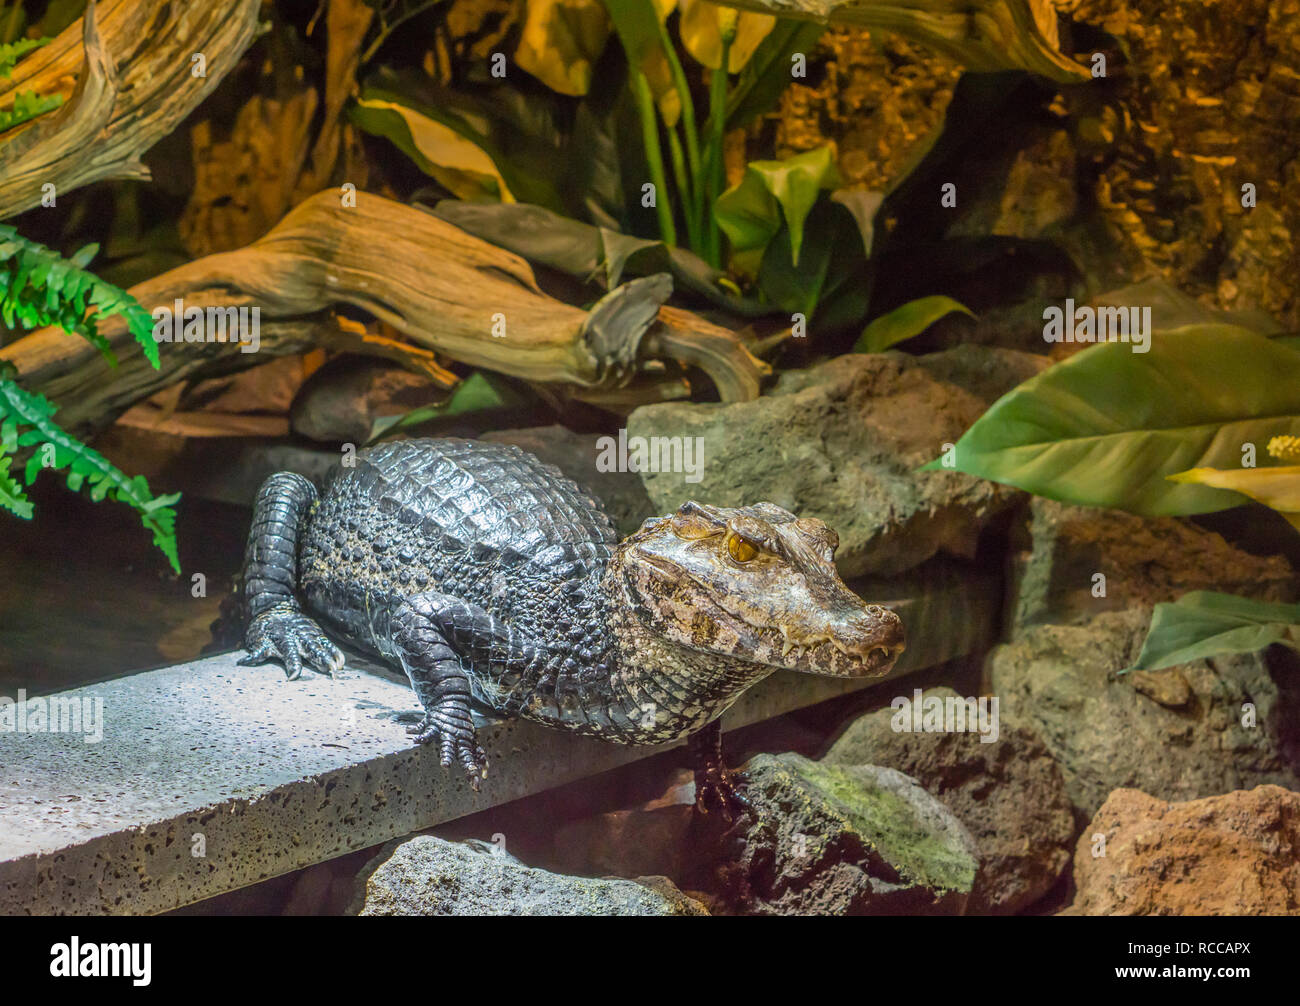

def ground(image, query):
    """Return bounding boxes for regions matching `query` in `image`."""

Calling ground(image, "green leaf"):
[349,95,512,202]
[1127,591,1300,672]
[715,146,839,272]
[366,371,523,443]
[0,224,161,368]
[756,197,869,330]
[726,19,825,130]
[0,37,50,78]
[924,323,1300,516]
[0,454,32,519]
[0,89,64,135]
[0,378,180,571]
[353,69,572,214]
[855,295,975,352]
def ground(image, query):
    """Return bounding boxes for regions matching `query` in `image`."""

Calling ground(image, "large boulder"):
[823,687,1074,915]
[1068,786,1300,916]
[627,347,1048,577]
[708,753,978,915]
[1008,497,1296,631]
[549,753,979,915]
[353,836,707,916]
[988,610,1300,820]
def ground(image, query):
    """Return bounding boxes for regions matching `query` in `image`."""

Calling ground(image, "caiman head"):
[614,500,904,678]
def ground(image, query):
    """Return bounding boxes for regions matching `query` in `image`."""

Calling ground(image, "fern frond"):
[0,38,50,78]
[0,379,181,571]
[0,226,161,368]
[0,89,64,133]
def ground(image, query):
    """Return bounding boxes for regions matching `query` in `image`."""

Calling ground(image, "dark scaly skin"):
[237,438,905,810]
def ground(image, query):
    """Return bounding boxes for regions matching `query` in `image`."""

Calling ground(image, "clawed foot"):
[694,766,752,823]
[239,602,345,680]
[407,707,489,790]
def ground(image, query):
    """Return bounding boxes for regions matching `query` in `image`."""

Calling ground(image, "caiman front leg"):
[688,718,751,820]
[237,472,345,679]
[376,592,544,789]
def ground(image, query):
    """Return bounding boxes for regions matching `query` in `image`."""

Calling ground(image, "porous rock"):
[628,347,1048,577]
[354,835,707,916]
[824,687,1074,914]
[1068,786,1300,916]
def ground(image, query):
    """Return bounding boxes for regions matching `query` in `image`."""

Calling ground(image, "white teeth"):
[782,638,795,657]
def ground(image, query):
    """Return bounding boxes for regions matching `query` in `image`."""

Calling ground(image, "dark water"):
[0,479,247,693]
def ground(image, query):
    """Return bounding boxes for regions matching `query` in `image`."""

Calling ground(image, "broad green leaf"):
[715,145,839,272]
[351,97,513,202]
[677,0,775,72]
[1096,277,1281,336]
[924,324,1300,516]
[725,18,825,130]
[604,0,681,126]
[756,197,868,330]
[855,295,974,352]
[367,371,523,443]
[358,69,572,214]
[1168,465,1300,531]
[515,0,612,96]
[1128,591,1300,672]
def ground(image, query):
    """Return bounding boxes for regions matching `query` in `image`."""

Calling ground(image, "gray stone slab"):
[0,561,995,914]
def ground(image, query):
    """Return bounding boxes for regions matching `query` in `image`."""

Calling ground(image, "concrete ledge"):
[0,560,995,914]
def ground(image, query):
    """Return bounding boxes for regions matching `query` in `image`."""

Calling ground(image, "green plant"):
[0,227,179,572]
[0,36,63,134]
[925,283,1300,671]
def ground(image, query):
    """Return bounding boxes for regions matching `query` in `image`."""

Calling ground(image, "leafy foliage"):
[0,225,160,367]
[923,324,1300,516]
[0,87,61,132]
[367,371,523,443]
[0,380,180,571]
[1127,592,1300,673]
[0,37,48,77]
[0,35,63,136]
[855,295,975,353]
[0,227,176,569]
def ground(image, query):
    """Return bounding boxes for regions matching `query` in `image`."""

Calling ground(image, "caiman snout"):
[840,602,906,678]
[779,599,905,679]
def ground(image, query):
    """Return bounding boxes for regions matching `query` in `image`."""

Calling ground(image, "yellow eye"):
[727,535,760,563]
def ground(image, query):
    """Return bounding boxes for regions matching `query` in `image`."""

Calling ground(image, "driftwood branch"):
[0,0,262,220]
[712,0,1088,81]
[0,192,767,438]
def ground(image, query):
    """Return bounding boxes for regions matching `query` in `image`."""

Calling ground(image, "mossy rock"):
[712,752,978,915]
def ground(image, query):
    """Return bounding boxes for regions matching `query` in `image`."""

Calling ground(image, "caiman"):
[237,438,904,813]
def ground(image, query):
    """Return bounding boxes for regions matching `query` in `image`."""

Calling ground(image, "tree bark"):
[0,191,768,438]
[0,0,263,220]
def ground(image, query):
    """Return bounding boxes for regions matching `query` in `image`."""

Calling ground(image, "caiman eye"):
[727,534,760,563]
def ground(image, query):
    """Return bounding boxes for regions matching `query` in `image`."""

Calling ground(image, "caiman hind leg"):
[237,472,345,679]
[688,718,752,820]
